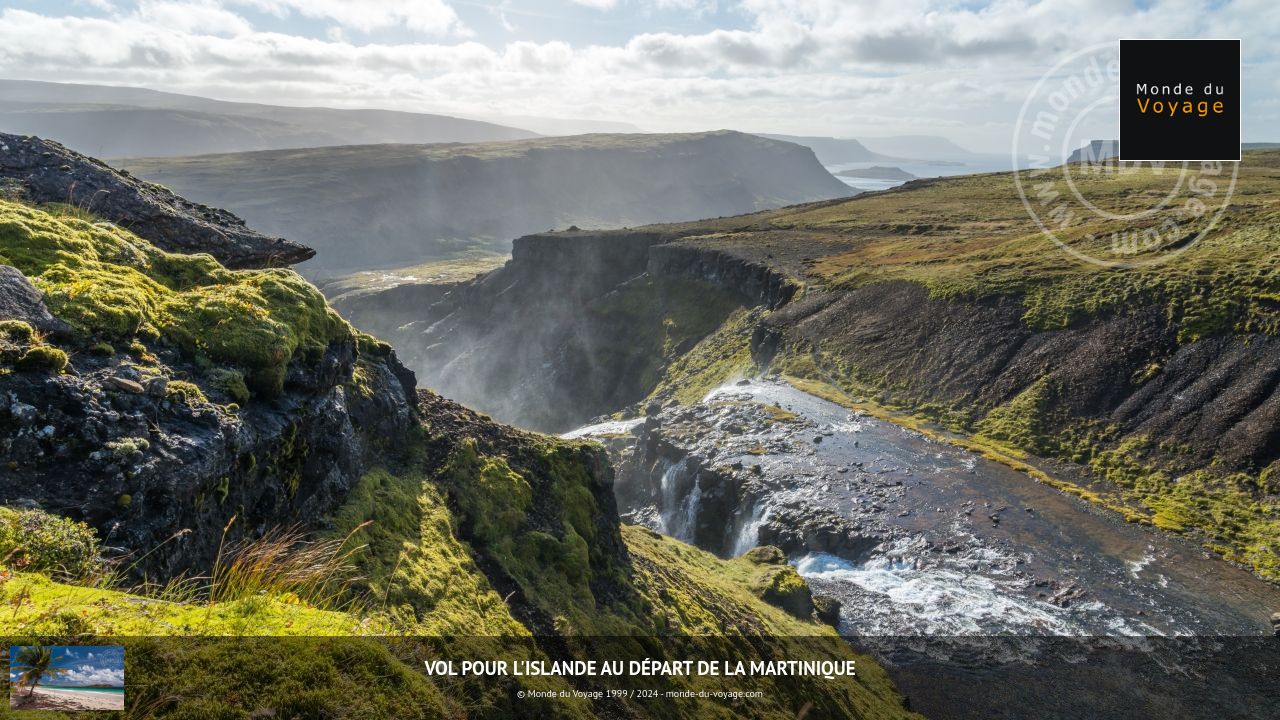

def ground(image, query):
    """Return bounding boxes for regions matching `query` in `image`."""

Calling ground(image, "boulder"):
[0,265,70,337]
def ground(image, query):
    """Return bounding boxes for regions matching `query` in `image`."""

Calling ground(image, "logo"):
[1012,42,1238,268]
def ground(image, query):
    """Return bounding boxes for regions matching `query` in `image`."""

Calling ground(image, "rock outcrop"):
[0,265,70,337]
[0,133,313,268]
[0,146,405,575]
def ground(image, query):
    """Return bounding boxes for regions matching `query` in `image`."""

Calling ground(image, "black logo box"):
[1119,39,1240,161]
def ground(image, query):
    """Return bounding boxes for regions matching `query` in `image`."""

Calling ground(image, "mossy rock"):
[0,199,355,400]
[751,565,815,619]
[742,544,787,565]
[207,367,250,404]
[812,593,843,627]
[14,345,67,373]
[166,380,208,405]
[356,331,393,358]
[0,318,35,344]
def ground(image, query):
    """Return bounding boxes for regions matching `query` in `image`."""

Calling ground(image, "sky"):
[9,646,125,688]
[0,0,1275,153]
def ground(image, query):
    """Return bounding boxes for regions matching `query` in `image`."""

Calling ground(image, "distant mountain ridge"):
[758,134,889,164]
[119,130,855,275]
[0,79,537,156]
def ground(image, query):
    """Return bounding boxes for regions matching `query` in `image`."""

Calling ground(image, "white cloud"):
[569,0,620,9]
[0,1,1274,150]
[61,665,124,688]
[229,0,466,35]
[137,1,253,36]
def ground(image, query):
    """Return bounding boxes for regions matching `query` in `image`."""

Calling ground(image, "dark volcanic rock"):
[767,280,1280,475]
[0,334,419,579]
[0,264,70,337]
[0,133,313,268]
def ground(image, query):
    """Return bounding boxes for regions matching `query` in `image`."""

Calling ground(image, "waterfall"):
[676,477,702,543]
[658,458,689,535]
[732,504,768,557]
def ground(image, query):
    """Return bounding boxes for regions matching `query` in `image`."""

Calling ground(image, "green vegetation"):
[319,426,917,718]
[0,507,101,581]
[325,465,529,637]
[14,346,67,373]
[206,368,250,404]
[646,308,758,406]
[730,156,1280,342]
[0,318,36,344]
[588,277,746,396]
[0,447,917,719]
[0,199,356,398]
[0,192,920,717]
[613,153,1280,581]
[165,380,207,405]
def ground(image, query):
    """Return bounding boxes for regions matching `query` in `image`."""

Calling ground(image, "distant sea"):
[37,686,125,694]
[827,155,1025,191]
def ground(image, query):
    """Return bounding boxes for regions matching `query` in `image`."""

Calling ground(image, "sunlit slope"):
[650,151,1280,579]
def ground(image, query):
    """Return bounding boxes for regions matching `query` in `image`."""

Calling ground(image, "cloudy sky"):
[0,0,1275,152]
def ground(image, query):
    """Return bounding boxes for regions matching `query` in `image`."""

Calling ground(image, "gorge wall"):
[120,130,856,275]
[371,181,1280,580]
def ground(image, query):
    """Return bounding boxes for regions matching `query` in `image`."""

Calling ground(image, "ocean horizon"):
[34,685,125,694]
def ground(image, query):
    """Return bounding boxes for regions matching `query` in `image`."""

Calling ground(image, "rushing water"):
[578,378,1280,637]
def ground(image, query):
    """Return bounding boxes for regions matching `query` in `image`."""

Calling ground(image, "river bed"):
[570,378,1280,636]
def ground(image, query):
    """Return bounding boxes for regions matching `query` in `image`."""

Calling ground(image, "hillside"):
[119,131,855,275]
[758,134,888,164]
[0,79,537,157]
[375,151,1280,584]
[0,135,915,719]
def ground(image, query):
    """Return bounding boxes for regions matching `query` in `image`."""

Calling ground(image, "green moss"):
[750,564,814,619]
[1,572,375,636]
[88,341,114,356]
[975,377,1057,455]
[0,199,356,399]
[325,467,588,718]
[207,367,250,404]
[166,379,208,405]
[13,345,67,373]
[326,467,528,636]
[119,637,451,720]
[647,307,758,406]
[215,476,230,505]
[0,507,100,580]
[346,362,376,399]
[0,319,35,344]
[356,331,393,358]
[447,440,532,545]
[104,436,150,459]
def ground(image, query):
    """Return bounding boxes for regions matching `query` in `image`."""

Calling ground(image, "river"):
[567,377,1280,718]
